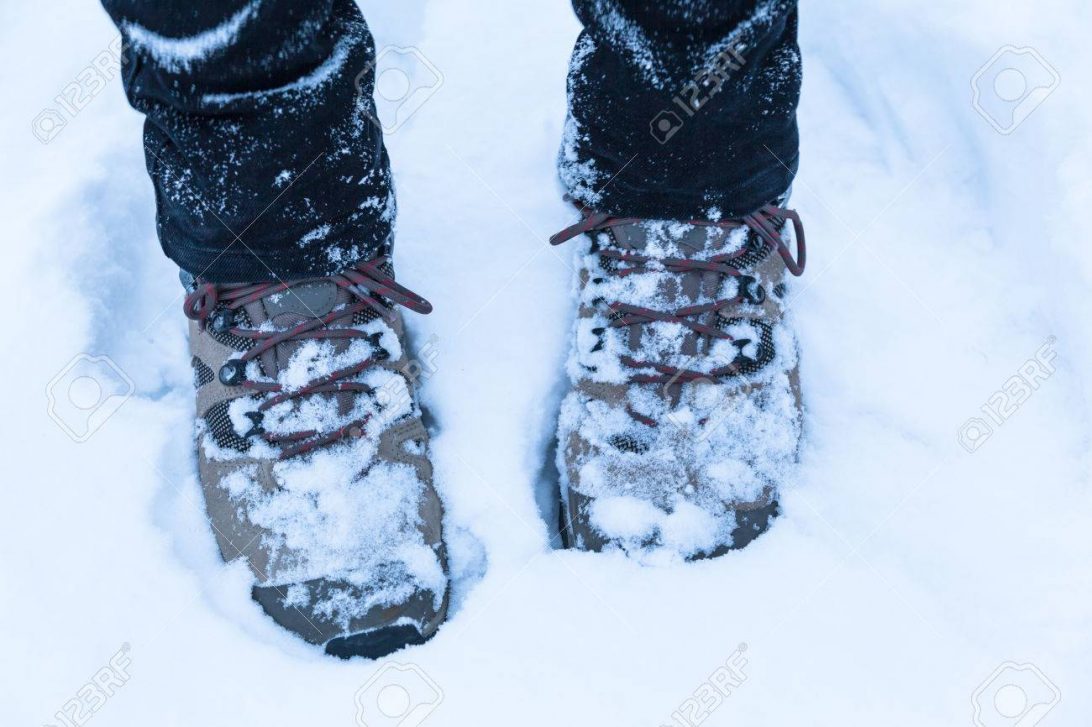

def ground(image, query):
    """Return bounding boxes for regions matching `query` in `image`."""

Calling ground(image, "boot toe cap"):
[252,578,447,654]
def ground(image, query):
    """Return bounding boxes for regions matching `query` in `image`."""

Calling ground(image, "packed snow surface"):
[4,0,1091,725]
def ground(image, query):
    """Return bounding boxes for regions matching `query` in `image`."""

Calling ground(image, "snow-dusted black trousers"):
[102,0,800,282]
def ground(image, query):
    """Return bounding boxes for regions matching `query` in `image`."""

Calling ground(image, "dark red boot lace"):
[550,203,805,389]
[183,256,431,459]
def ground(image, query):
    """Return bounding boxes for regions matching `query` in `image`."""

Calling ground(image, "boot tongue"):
[239,281,354,379]
[609,220,740,257]
[262,281,339,324]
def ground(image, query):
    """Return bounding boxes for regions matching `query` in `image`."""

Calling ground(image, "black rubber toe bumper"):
[252,578,448,658]
[705,500,780,558]
[728,500,780,550]
[325,625,429,660]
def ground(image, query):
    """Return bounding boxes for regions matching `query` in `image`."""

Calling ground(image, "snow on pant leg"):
[561,0,801,219]
[101,0,393,282]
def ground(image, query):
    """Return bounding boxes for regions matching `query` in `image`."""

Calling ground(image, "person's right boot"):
[182,256,448,658]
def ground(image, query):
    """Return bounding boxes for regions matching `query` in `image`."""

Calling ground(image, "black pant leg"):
[561,0,801,219]
[102,0,392,282]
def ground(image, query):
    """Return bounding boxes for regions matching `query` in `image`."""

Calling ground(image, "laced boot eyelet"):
[242,411,264,437]
[739,275,766,305]
[219,360,246,386]
[366,332,390,361]
[209,309,235,333]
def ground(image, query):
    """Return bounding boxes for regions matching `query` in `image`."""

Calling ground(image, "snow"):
[4,0,1092,726]
[234,451,442,605]
[297,223,333,247]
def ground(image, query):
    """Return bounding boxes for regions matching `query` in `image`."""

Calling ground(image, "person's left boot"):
[550,203,807,561]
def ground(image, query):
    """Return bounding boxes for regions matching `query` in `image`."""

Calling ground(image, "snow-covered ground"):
[4,0,1091,725]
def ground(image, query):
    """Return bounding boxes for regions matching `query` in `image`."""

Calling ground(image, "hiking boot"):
[550,203,806,560]
[182,256,448,658]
